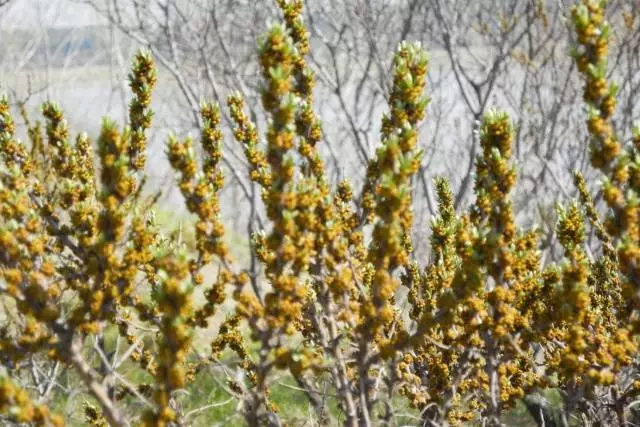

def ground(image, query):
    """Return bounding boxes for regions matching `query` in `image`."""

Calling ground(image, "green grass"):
[182,369,240,426]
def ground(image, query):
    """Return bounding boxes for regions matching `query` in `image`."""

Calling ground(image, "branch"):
[69,336,127,427]
[182,398,234,420]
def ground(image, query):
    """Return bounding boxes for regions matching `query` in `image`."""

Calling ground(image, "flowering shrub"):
[1,0,640,426]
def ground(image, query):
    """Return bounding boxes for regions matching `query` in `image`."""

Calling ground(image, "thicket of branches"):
[2,0,640,426]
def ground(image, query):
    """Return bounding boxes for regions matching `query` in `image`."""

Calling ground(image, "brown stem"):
[68,335,125,427]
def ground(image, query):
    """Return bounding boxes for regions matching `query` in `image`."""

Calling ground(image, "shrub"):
[1,0,640,426]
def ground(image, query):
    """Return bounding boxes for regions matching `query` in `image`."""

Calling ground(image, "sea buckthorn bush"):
[2,0,640,426]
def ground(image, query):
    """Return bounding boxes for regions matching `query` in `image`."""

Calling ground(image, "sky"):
[1,0,103,29]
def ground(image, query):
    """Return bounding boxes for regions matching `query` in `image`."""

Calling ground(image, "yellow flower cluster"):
[128,49,156,175]
[362,42,428,339]
[83,402,108,427]
[570,0,640,332]
[0,376,64,426]
[0,96,64,333]
[276,0,323,181]
[361,43,428,226]
[545,0,640,419]
[571,0,620,170]
[143,256,193,426]
[167,103,229,267]
[227,95,272,189]
[397,111,549,424]
[544,203,635,391]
